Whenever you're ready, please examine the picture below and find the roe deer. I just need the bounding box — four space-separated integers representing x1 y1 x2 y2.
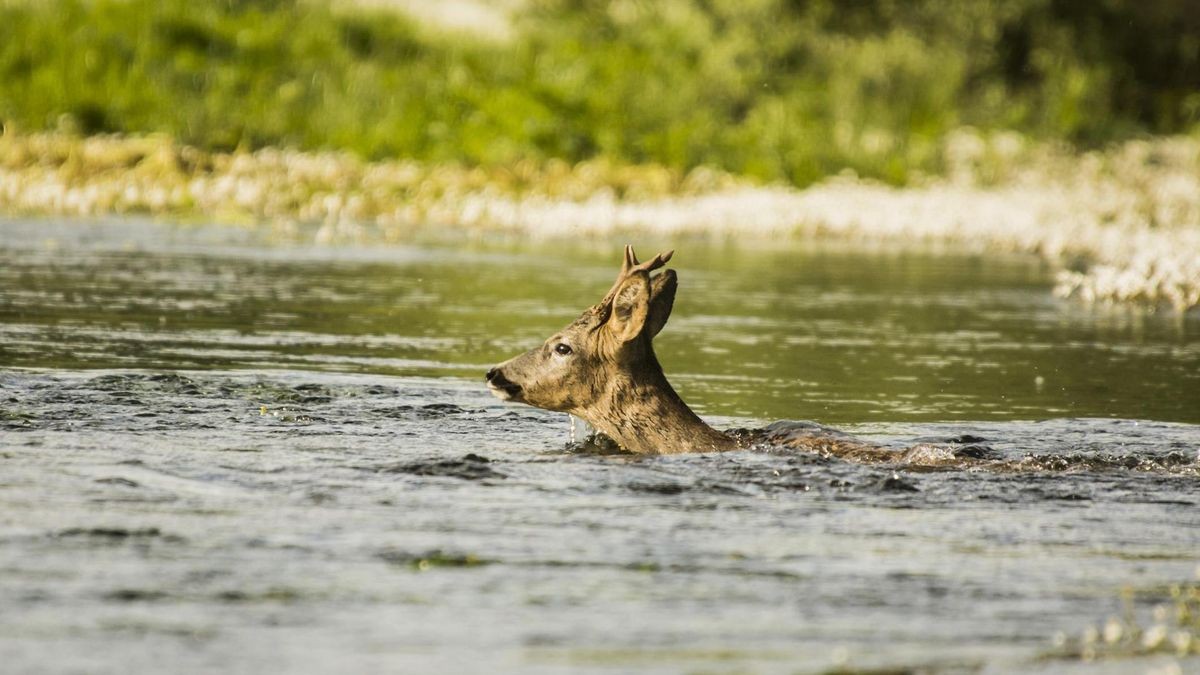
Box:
486 246 731 454
486 245 917 458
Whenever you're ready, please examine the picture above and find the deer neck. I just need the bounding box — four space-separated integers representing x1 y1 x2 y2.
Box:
580 352 733 455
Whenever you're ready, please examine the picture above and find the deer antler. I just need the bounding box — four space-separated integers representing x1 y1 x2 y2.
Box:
597 245 674 310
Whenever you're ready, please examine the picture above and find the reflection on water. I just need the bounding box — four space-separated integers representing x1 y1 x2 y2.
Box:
1 218 1198 424
1 218 1198 673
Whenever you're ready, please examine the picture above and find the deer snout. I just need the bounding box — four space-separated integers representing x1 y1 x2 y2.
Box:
485 366 522 401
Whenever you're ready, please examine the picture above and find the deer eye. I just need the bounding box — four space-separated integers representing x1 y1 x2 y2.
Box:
554 343 573 356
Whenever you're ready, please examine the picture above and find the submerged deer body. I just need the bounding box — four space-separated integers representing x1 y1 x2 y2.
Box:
486 246 977 461
486 246 733 454
484 249 1075 468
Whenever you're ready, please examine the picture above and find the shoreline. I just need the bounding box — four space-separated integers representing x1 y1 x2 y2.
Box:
1 130 1198 311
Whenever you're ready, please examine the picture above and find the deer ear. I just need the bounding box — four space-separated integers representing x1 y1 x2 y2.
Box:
646 269 677 338
607 272 651 342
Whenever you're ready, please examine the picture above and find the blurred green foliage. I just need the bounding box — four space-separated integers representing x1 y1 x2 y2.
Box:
1 0 1197 185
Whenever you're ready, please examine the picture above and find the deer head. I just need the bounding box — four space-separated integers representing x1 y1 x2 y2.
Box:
486 246 732 454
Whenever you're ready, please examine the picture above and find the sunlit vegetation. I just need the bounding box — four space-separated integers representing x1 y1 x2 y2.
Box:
1 0 1197 186
1055 582 1200 662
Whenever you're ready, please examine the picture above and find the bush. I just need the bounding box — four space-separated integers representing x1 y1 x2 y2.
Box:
1 0 1196 186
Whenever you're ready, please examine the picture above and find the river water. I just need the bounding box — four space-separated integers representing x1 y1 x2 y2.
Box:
1 218 1198 673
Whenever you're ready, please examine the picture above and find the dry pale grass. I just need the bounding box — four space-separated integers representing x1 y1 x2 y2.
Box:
1 129 1198 310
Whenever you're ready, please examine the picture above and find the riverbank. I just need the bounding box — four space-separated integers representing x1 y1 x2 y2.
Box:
1 130 1198 310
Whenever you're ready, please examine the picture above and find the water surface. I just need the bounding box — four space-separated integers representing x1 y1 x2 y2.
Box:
1 218 1198 673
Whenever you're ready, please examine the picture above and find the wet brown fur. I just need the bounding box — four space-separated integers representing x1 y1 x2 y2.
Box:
487 246 915 457
487 246 731 454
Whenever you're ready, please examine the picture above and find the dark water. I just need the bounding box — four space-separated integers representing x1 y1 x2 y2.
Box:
1 218 1198 673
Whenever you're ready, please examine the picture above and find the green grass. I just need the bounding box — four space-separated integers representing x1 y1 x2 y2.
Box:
1 0 1197 186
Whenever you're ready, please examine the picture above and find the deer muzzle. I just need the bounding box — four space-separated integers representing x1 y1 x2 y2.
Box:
485 366 523 402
